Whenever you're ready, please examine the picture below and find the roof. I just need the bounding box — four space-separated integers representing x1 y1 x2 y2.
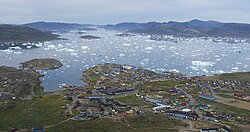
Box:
222 126 233 132
200 128 218 131
181 108 191 112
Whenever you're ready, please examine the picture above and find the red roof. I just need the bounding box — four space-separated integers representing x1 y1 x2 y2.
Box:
116 113 126 117
233 94 246 98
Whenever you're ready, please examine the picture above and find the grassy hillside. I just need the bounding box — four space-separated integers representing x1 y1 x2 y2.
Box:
103 19 250 38
22 21 90 32
202 72 250 82
0 66 43 97
0 24 59 44
0 94 66 131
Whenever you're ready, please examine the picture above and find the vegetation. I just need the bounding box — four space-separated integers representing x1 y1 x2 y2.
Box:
216 72 250 82
22 21 90 32
47 113 187 132
0 66 43 97
0 24 59 44
199 98 250 117
0 94 67 131
137 80 187 91
0 92 187 131
103 19 250 38
21 58 63 71
115 94 149 107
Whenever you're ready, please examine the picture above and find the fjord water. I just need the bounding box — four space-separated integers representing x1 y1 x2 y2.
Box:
1 29 250 92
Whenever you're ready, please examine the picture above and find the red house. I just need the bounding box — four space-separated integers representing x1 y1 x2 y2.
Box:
233 94 246 98
116 113 126 117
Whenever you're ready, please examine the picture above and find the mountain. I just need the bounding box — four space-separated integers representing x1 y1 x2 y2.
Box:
21 21 91 32
0 24 59 44
102 20 250 38
103 22 145 31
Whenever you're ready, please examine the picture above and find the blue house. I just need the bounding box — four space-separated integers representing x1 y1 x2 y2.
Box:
32 127 45 132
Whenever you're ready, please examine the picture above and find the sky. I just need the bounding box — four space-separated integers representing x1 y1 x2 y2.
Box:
0 0 249 24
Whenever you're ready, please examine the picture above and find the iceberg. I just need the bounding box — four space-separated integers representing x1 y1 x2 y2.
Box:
192 61 215 67
123 43 131 46
145 47 153 50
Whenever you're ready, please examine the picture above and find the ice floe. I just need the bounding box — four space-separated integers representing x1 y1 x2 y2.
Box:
192 61 215 67
1 29 250 91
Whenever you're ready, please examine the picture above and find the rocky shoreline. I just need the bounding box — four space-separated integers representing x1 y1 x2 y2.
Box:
21 58 63 71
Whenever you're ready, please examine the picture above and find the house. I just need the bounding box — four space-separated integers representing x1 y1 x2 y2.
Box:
10 128 18 132
165 111 186 119
199 94 217 100
204 115 218 121
233 93 246 98
221 126 233 132
32 127 45 132
116 113 126 117
200 128 218 132
146 98 161 104
181 101 189 106
103 72 109 76
150 88 163 92
86 90 93 94
85 96 104 101
199 105 209 110
122 65 133 70
152 105 170 111
111 73 117 77
111 67 122 72
94 70 100 75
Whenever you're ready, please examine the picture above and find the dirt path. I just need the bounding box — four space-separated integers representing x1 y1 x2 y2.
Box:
44 118 72 129
214 95 250 111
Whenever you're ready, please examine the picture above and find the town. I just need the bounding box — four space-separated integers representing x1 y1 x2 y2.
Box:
57 63 250 132
1 63 250 131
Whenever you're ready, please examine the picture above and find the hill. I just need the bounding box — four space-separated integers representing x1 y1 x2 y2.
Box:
22 21 91 32
102 19 250 38
0 66 43 98
0 24 59 44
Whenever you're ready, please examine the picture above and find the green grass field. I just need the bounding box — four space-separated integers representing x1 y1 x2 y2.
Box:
0 93 188 132
200 98 250 117
115 94 150 107
202 72 250 82
0 94 67 131
217 72 250 81
47 113 187 132
136 80 187 91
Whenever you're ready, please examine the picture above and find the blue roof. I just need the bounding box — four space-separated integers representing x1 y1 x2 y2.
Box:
32 127 45 132
199 95 217 100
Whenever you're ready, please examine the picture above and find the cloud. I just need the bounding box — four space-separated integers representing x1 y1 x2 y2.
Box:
0 0 249 24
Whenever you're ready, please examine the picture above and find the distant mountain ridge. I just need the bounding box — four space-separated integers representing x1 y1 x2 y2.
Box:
102 19 250 38
0 24 59 44
21 21 91 32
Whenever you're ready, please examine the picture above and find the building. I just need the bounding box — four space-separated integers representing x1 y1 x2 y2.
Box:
204 115 218 121
221 126 233 132
32 127 45 132
146 98 161 104
200 128 218 132
85 96 104 101
233 93 246 98
165 110 198 120
199 95 217 100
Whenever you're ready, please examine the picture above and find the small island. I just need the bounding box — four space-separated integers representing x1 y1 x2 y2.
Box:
116 33 135 37
21 58 63 71
80 35 101 40
76 31 87 35
80 27 98 31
